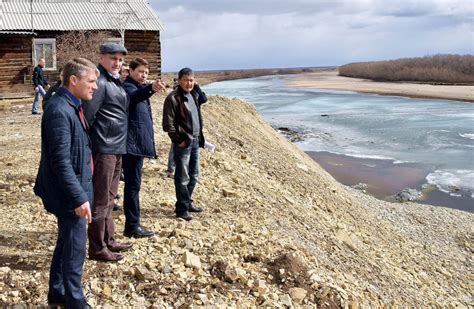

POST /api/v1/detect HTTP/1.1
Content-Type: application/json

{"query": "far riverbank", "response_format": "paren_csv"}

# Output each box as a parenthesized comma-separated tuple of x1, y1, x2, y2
(287, 70, 474, 102)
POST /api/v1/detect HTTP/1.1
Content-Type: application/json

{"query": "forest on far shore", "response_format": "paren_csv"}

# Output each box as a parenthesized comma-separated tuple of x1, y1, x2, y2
(339, 54, 474, 84)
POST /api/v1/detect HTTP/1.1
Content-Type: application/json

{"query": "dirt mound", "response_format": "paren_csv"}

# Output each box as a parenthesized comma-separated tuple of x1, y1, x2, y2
(0, 94, 472, 306)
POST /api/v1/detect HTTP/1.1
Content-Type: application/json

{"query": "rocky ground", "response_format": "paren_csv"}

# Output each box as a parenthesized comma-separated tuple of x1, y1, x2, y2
(0, 94, 472, 307)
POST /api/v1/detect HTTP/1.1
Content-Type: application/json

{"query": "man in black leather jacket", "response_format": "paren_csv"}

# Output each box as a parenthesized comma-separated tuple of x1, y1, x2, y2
(83, 43, 133, 262)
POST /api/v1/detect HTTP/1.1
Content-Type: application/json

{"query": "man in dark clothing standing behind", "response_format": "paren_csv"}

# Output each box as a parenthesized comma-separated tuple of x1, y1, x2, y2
(163, 67, 207, 221)
(122, 57, 165, 237)
(83, 43, 133, 262)
(34, 58, 98, 308)
(31, 58, 48, 114)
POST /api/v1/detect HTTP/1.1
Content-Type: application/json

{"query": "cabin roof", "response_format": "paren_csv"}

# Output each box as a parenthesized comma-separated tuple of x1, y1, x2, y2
(1, 0, 164, 32)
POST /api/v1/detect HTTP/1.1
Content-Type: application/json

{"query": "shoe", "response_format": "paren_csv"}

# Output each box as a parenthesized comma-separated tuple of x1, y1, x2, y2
(113, 203, 121, 211)
(32, 111, 41, 115)
(108, 242, 133, 252)
(188, 203, 203, 213)
(48, 298, 66, 307)
(89, 249, 123, 262)
(123, 226, 154, 238)
(176, 211, 193, 221)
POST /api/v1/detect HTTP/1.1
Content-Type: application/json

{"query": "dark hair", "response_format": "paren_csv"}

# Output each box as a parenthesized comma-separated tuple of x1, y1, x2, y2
(129, 58, 149, 70)
(62, 58, 98, 87)
(178, 67, 193, 79)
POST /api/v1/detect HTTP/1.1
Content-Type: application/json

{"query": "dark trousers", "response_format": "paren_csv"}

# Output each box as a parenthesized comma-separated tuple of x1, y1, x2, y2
(174, 137, 200, 215)
(88, 153, 121, 254)
(48, 215, 87, 308)
(122, 154, 144, 232)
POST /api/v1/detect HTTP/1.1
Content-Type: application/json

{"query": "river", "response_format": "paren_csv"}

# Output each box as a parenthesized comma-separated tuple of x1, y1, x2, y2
(203, 75, 474, 212)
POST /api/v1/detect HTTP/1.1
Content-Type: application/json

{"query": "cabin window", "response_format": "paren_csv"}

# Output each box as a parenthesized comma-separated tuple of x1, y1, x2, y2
(33, 38, 56, 70)
(105, 38, 122, 44)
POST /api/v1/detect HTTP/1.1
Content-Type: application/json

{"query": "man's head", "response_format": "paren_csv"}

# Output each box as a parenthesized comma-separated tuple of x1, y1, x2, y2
(62, 58, 99, 100)
(129, 58, 149, 85)
(38, 58, 46, 68)
(178, 67, 195, 93)
(99, 43, 127, 76)
(120, 63, 130, 82)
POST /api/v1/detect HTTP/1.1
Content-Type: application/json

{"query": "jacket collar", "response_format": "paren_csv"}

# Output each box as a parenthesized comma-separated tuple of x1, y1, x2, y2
(61, 87, 81, 108)
(124, 75, 144, 87)
(55, 87, 79, 109)
(176, 86, 197, 101)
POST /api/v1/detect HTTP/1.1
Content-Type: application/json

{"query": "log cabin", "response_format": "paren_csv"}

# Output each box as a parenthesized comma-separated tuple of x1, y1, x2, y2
(0, 0, 163, 99)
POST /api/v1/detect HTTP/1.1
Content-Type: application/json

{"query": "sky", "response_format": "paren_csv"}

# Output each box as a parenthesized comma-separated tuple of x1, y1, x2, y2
(150, 0, 474, 72)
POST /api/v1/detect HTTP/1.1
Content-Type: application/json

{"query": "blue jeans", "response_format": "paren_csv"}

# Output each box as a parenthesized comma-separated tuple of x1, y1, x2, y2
(167, 144, 175, 173)
(122, 154, 144, 231)
(48, 215, 87, 308)
(173, 137, 200, 215)
(32, 85, 46, 112)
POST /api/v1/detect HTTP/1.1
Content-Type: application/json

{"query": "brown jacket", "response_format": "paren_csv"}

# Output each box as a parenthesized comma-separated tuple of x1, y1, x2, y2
(162, 86, 206, 148)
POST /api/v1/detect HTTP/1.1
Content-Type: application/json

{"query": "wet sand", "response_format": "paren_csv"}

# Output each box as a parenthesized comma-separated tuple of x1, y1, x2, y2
(307, 151, 473, 212)
(288, 70, 474, 102)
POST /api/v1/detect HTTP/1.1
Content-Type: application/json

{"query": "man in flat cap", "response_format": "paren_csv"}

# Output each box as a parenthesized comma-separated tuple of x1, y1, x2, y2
(83, 43, 132, 262)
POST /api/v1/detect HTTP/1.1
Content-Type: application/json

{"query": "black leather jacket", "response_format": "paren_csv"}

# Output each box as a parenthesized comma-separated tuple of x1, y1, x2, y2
(83, 64, 129, 154)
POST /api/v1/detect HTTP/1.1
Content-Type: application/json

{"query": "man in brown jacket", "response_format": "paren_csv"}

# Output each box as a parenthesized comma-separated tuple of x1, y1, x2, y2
(163, 68, 207, 221)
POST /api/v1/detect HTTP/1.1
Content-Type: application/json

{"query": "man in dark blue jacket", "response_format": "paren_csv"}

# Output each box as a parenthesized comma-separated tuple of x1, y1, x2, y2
(122, 57, 165, 237)
(31, 58, 48, 114)
(34, 58, 98, 309)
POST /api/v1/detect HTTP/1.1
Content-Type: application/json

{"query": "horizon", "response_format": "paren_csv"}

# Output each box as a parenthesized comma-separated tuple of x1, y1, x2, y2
(151, 0, 474, 72)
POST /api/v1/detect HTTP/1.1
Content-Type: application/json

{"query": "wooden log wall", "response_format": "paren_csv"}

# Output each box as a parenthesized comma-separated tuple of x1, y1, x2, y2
(124, 31, 162, 80)
(0, 30, 161, 99)
(0, 36, 35, 98)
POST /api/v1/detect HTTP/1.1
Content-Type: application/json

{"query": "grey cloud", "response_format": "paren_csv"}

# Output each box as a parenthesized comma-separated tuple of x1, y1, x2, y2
(152, 0, 349, 16)
(152, 0, 474, 71)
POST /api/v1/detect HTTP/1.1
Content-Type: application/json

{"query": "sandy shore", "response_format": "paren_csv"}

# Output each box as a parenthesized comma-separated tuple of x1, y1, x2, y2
(288, 70, 474, 102)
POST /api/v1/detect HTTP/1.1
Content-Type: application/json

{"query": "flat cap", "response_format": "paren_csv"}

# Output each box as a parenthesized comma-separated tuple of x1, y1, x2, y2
(100, 43, 128, 55)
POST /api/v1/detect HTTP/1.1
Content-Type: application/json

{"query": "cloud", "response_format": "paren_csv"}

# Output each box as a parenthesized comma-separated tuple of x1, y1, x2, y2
(151, 0, 474, 71)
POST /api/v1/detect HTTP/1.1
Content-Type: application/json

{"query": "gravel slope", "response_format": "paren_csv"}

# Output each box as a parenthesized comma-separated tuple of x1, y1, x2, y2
(0, 95, 472, 307)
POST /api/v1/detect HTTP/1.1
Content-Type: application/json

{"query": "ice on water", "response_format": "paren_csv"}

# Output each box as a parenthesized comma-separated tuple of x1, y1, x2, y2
(204, 75, 474, 198)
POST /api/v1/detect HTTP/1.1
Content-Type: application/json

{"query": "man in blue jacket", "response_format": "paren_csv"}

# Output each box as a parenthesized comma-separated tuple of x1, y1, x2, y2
(31, 58, 49, 114)
(34, 58, 98, 309)
(122, 58, 165, 237)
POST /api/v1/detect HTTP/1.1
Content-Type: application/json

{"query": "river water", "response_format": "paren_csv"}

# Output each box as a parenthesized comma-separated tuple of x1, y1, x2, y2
(202, 75, 474, 212)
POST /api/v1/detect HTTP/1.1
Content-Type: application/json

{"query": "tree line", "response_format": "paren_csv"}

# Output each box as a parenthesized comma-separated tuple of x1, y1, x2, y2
(339, 54, 474, 84)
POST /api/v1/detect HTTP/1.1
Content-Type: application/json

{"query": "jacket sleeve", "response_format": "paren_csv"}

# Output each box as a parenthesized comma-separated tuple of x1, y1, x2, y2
(162, 95, 181, 144)
(45, 109, 89, 209)
(194, 84, 208, 105)
(32, 67, 40, 87)
(124, 82, 154, 106)
(43, 82, 60, 109)
(82, 78, 106, 124)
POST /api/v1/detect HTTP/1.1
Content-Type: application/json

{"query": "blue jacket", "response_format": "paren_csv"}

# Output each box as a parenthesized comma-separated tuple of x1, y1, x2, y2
(123, 76, 157, 158)
(34, 87, 93, 217)
(32, 65, 48, 87)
